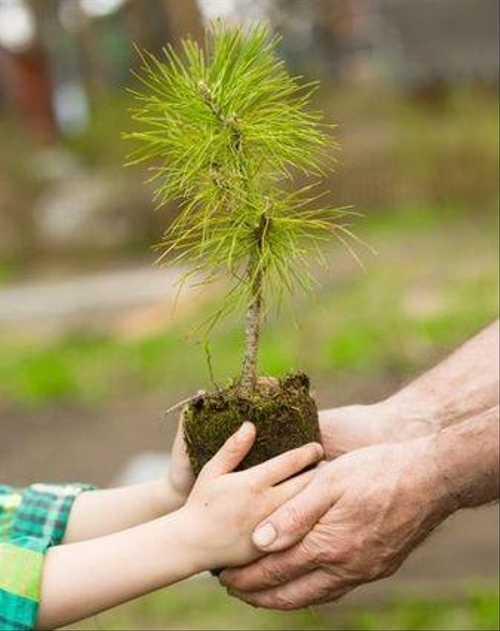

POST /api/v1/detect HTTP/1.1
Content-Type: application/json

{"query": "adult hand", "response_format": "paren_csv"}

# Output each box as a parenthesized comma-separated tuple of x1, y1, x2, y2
(319, 399, 436, 459)
(321, 320, 500, 460)
(221, 436, 456, 610)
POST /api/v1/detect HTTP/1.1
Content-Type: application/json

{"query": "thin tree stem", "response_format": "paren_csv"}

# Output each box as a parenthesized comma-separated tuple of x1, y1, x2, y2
(240, 214, 269, 392)
(241, 258, 263, 391)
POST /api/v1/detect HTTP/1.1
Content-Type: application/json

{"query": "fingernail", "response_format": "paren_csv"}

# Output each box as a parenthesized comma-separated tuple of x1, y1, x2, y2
(253, 522, 277, 548)
(240, 421, 254, 435)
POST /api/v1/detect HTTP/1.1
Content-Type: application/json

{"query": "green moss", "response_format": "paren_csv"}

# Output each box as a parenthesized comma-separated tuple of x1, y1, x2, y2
(183, 372, 320, 475)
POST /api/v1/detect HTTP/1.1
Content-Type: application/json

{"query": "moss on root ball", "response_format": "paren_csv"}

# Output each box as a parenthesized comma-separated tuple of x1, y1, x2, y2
(183, 371, 320, 476)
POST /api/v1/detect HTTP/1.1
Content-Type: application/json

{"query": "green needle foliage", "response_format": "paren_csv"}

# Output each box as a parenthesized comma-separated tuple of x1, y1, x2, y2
(125, 21, 356, 390)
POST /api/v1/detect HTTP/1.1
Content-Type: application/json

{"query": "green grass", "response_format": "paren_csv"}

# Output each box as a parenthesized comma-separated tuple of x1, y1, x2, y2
(68, 582, 499, 630)
(0, 206, 497, 408)
(0, 261, 15, 285)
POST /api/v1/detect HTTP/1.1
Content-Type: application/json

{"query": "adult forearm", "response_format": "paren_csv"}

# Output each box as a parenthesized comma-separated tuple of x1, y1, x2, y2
(435, 405, 499, 510)
(388, 320, 499, 435)
(63, 480, 184, 543)
(38, 508, 204, 630)
(319, 321, 499, 458)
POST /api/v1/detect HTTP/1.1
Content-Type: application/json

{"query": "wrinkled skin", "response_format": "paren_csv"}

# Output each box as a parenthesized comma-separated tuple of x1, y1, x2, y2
(221, 323, 500, 609)
(221, 437, 454, 610)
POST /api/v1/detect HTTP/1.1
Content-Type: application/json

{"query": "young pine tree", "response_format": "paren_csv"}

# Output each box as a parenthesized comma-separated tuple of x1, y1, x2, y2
(126, 22, 357, 473)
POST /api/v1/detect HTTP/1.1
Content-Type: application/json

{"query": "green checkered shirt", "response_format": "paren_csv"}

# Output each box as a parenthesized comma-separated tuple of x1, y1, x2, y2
(0, 483, 93, 631)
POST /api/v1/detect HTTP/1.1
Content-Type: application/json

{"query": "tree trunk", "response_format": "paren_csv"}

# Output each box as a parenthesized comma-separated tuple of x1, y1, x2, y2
(162, 0, 204, 48)
(240, 261, 263, 391)
(125, 1, 170, 57)
(240, 213, 269, 391)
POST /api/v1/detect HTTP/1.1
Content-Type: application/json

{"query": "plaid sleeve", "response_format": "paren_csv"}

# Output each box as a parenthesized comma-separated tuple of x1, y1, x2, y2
(0, 483, 95, 631)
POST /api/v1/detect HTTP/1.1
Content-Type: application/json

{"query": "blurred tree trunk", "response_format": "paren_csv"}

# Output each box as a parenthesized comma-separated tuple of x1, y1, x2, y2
(162, 0, 204, 47)
(125, 0, 171, 54)
(0, 48, 56, 143)
(2, 0, 58, 143)
(75, 15, 109, 96)
(269, 0, 358, 76)
(125, 0, 204, 68)
(315, 0, 357, 39)
(315, 0, 357, 76)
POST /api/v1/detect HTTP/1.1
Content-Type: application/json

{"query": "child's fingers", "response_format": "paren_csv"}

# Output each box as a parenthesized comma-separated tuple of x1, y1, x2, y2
(171, 412, 191, 467)
(272, 468, 317, 504)
(168, 412, 196, 495)
(173, 391, 204, 453)
(173, 411, 187, 450)
(200, 422, 256, 480)
(250, 443, 323, 488)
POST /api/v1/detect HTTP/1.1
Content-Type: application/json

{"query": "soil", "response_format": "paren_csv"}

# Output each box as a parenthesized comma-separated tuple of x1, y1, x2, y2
(183, 372, 320, 476)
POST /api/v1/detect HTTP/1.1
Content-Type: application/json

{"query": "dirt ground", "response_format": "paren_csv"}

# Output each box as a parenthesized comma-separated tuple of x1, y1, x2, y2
(2, 380, 498, 600)
(1, 376, 407, 486)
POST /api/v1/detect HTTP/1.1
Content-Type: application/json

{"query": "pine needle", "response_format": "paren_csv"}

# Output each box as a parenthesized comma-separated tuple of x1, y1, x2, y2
(125, 20, 364, 334)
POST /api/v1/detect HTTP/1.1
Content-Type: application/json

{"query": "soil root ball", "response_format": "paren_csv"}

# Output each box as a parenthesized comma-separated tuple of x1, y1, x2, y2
(183, 371, 320, 476)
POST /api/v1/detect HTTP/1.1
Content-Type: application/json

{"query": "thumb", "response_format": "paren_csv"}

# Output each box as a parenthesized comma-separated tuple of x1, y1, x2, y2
(200, 422, 256, 480)
(252, 468, 335, 552)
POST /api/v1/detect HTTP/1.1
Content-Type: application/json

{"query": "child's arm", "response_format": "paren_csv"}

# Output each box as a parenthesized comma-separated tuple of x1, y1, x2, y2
(37, 423, 322, 630)
(62, 480, 179, 542)
(38, 510, 206, 630)
(63, 417, 195, 543)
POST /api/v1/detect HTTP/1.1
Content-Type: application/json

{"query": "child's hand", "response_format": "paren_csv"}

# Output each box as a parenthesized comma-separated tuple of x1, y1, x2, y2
(182, 422, 323, 570)
(167, 411, 196, 508)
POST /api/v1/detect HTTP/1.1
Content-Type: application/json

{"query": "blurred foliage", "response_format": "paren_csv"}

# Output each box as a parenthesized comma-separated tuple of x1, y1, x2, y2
(67, 582, 499, 630)
(1, 205, 497, 408)
(61, 95, 133, 168)
(0, 86, 497, 264)
(0, 260, 16, 285)
(321, 86, 498, 211)
(68, 85, 499, 210)
(0, 117, 45, 259)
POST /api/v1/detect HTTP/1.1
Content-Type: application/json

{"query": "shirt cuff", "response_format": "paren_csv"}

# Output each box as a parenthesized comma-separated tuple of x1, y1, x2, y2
(14, 483, 96, 546)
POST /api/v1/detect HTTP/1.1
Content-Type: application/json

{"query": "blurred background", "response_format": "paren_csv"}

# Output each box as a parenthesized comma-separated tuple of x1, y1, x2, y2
(0, 0, 498, 629)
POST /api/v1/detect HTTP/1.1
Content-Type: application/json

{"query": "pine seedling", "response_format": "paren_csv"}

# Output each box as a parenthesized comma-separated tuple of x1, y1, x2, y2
(126, 21, 358, 473)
